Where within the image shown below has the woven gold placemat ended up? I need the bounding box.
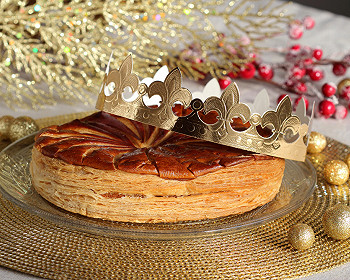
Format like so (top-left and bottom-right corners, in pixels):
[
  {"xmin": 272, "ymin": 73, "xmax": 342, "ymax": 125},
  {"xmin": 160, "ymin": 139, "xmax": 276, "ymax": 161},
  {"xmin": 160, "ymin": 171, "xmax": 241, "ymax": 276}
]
[{"xmin": 0, "ymin": 112, "xmax": 349, "ymax": 279}]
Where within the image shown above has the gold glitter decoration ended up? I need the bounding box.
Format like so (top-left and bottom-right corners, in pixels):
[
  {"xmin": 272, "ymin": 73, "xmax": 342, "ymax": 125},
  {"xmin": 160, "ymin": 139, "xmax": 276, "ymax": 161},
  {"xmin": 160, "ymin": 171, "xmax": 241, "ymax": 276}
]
[
  {"xmin": 0, "ymin": 0, "xmax": 293, "ymax": 109},
  {"xmin": 323, "ymin": 204, "xmax": 350, "ymax": 240},
  {"xmin": 288, "ymin": 223, "xmax": 315, "ymax": 250},
  {"xmin": 307, "ymin": 131, "xmax": 327, "ymax": 154},
  {"xmin": 8, "ymin": 116, "xmax": 39, "ymax": 142},
  {"xmin": 324, "ymin": 160, "xmax": 350, "ymax": 185},
  {"xmin": 0, "ymin": 116, "xmax": 14, "ymax": 141},
  {"xmin": 346, "ymin": 154, "xmax": 350, "ymax": 168},
  {"xmin": 337, "ymin": 78, "xmax": 350, "ymax": 93}
]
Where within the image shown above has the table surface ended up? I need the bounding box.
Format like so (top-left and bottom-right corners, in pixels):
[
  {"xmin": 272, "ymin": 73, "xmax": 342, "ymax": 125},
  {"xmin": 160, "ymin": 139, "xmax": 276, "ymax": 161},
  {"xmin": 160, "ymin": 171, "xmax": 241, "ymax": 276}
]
[{"xmin": 1, "ymin": 1, "xmax": 350, "ymax": 279}]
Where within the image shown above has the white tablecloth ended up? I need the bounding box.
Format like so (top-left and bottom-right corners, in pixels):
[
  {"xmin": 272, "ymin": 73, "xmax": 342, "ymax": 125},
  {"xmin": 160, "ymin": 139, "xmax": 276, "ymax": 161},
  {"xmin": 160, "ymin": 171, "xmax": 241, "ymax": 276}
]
[{"xmin": 0, "ymin": 1, "xmax": 349, "ymax": 279}]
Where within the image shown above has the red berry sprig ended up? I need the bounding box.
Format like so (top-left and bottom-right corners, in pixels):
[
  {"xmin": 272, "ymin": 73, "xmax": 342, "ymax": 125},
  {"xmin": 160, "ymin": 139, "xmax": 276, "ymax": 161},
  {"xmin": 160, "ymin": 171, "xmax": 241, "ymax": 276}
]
[
  {"xmin": 177, "ymin": 15, "xmax": 349, "ymax": 119},
  {"xmin": 319, "ymin": 100, "xmax": 336, "ymax": 119},
  {"xmin": 340, "ymin": 85, "xmax": 350, "ymax": 100},
  {"xmin": 258, "ymin": 64, "xmax": 274, "ymax": 80},
  {"xmin": 316, "ymin": 80, "xmax": 350, "ymax": 119},
  {"xmin": 333, "ymin": 63, "xmax": 347, "ymax": 76},
  {"xmin": 218, "ymin": 77, "xmax": 232, "ymax": 89},
  {"xmin": 240, "ymin": 63, "xmax": 256, "ymax": 79},
  {"xmin": 257, "ymin": 14, "xmax": 350, "ymax": 119},
  {"xmin": 334, "ymin": 105, "xmax": 348, "ymax": 119},
  {"xmin": 322, "ymin": 83, "xmax": 337, "ymax": 97}
]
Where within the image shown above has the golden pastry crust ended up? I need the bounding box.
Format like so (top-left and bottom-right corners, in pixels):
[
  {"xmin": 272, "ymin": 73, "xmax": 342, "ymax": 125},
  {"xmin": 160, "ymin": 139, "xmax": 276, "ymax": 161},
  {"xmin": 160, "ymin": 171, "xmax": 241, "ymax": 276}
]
[
  {"xmin": 30, "ymin": 112, "xmax": 285, "ymax": 223},
  {"xmin": 30, "ymin": 149, "xmax": 284, "ymax": 223}
]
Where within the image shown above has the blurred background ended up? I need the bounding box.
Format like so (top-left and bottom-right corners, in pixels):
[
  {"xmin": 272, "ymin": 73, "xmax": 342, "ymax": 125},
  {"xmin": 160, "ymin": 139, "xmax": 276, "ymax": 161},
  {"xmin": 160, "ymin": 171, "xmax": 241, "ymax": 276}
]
[{"xmin": 287, "ymin": 0, "xmax": 350, "ymax": 17}]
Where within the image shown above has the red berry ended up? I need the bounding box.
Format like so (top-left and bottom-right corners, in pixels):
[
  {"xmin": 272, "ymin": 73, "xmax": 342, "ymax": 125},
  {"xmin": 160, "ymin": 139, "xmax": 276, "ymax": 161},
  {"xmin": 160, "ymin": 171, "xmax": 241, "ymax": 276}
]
[
  {"xmin": 309, "ymin": 69, "xmax": 324, "ymax": 81},
  {"xmin": 284, "ymin": 79, "xmax": 295, "ymax": 88},
  {"xmin": 227, "ymin": 71, "xmax": 238, "ymax": 79},
  {"xmin": 218, "ymin": 77, "xmax": 232, "ymax": 89},
  {"xmin": 321, "ymin": 82, "xmax": 337, "ymax": 97},
  {"xmin": 313, "ymin": 49, "xmax": 323, "ymax": 60},
  {"xmin": 249, "ymin": 53, "xmax": 257, "ymax": 59},
  {"xmin": 258, "ymin": 64, "xmax": 274, "ymax": 80},
  {"xmin": 303, "ymin": 16, "xmax": 315, "ymax": 30},
  {"xmin": 289, "ymin": 24, "xmax": 304, "ymax": 40},
  {"xmin": 277, "ymin": 94, "xmax": 288, "ymax": 104},
  {"xmin": 248, "ymin": 53, "xmax": 260, "ymax": 65},
  {"xmin": 300, "ymin": 46, "xmax": 312, "ymax": 56},
  {"xmin": 193, "ymin": 57, "xmax": 203, "ymax": 64},
  {"xmin": 333, "ymin": 63, "xmax": 347, "ymax": 76},
  {"xmin": 239, "ymin": 63, "xmax": 256, "ymax": 79},
  {"xmin": 303, "ymin": 58, "xmax": 314, "ymax": 68},
  {"xmin": 319, "ymin": 100, "xmax": 336, "ymax": 118},
  {"xmin": 291, "ymin": 66, "xmax": 306, "ymax": 79},
  {"xmin": 294, "ymin": 96, "xmax": 309, "ymax": 110},
  {"xmin": 295, "ymin": 82, "xmax": 307, "ymax": 94},
  {"xmin": 340, "ymin": 85, "xmax": 350, "ymax": 101},
  {"xmin": 334, "ymin": 105, "xmax": 348, "ymax": 119},
  {"xmin": 290, "ymin": 44, "xmax": 301, "ymax": 51}
]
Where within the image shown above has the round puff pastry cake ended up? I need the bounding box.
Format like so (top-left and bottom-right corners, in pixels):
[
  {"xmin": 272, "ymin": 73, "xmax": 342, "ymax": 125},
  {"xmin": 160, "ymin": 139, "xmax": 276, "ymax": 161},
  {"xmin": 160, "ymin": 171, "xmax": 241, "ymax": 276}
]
[{"xmin": 30, "ymin": 111, "xmax": 285, "ymax": 223}]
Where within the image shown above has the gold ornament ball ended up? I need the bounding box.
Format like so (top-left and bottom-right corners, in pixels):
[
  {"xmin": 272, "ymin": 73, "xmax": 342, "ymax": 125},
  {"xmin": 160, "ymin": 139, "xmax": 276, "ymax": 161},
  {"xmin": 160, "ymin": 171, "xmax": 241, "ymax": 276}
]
[
  {"xmin": 307, "ymin": 131, "xmax": 327, "ymax": 154},
  {"xmin": 346, "ymin": 154, "xmax": 350, "ymax": 169},
  {"xmin": 323, "ymin": 204, "xmax": 350, "ymax": 240},
  {"xmin": 8, "ymin": 116, "xmax": 39, "ymax": 142},
  {"xmin": 338, "ymin": 78, "xmax": 350, "ymax": 93},
  {"xmin": 0, "ymin": 115, "xmax": 15, "ymax": 141},
  {"xmin": 324, "ymin": 160, "xmax": 349, "ymax": 185},
  {"xmin": 288, "ymin": 223, "xmax": 315, "ymax": 250}
]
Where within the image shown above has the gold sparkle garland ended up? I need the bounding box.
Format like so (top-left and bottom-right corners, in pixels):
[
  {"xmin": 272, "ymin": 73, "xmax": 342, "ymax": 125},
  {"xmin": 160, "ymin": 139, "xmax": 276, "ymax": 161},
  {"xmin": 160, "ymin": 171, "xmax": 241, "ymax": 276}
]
[{"xmin": 0, "ymin": 0, "xmax": 292, "ymax": 109}]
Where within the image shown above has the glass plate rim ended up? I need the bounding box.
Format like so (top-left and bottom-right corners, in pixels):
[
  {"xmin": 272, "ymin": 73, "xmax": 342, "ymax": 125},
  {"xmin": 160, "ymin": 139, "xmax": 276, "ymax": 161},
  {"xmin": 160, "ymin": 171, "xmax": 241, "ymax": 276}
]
[{"xmin": 0, "ymin": 133, "xmax": 317, "ymax": 240}]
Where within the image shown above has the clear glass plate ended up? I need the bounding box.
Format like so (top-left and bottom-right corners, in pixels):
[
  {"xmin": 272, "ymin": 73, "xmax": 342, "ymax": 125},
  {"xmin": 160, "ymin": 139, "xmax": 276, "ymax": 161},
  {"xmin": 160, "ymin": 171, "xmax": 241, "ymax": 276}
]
[{"xmin": 0, "ymin": 133, "xmax": 317, "ymax": 240}]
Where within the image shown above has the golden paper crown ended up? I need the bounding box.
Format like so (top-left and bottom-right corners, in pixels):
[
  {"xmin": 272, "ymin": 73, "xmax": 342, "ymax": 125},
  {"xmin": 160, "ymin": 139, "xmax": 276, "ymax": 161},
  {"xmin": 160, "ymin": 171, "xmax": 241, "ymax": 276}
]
[{"xmin": 96, "ymin": 55, "xmax": 313, "ymax": 161}]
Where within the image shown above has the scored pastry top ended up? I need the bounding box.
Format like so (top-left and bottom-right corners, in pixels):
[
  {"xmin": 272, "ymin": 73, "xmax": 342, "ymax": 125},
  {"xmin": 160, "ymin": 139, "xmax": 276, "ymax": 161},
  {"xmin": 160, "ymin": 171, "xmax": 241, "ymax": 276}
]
[{"xmin": 34, "ymin": 111, "xmax": 272, "ymax": 180}]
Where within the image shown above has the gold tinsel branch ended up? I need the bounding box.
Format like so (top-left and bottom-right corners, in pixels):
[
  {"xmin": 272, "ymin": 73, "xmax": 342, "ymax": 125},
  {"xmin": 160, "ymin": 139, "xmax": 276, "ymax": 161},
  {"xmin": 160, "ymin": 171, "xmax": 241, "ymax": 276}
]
[{"xmin": 0, "ymin": 0, "xmax": 293, "ymax": 109}]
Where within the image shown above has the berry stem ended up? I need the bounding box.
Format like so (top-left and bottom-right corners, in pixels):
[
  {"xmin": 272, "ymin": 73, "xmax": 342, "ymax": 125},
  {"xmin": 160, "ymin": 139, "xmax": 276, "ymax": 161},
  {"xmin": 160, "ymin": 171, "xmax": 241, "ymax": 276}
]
[
  {"xmin": 314, "ymin": 59, "xmax": 345, "ymax": 65},
  {"xmin": 252, "ymin": 77, "xmax": 315, "ymax": 97}
]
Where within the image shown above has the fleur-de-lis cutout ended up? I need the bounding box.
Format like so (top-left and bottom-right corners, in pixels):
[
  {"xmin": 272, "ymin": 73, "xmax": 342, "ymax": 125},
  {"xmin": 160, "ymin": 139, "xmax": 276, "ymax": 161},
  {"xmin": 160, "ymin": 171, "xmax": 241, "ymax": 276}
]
[
  {"xmin": 224, "ymin": 83, "xmax": 251, "ymax": 131},
  {"xmin": 143, "ymin": 68, "xmax": 192, "ymax": 109},
  {"xmin": 261, "ymin": 95, "xmax": 292, "ymax": 136},
  {"xmin": 137, "ymin": 68, "xmax": 192, "ymax": 128},
  {"xmin": 221, "ymin": 82, "xmax": 240, "ymax": 108},
  {"xmin": 101, "ymin": 55, "xmax": 139, "ymax": 105},
  {"xmin": 203, "ymin": 96, "xmax": 225, "ymax": 131},
  {"xmin": 140, "ymin": 65, "xmax": 169, "ymax": 106}
]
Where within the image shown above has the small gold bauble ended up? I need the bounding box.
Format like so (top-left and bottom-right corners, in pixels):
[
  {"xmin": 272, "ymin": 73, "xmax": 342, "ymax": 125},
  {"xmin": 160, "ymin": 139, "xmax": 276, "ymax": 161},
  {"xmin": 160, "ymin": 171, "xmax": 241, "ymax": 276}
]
[
  {"xmin": 323, "ymin": 204, "xmax": 350, "ymax": 240},
  {"xmin": 346, "ymin": 154, "xmax": 350, "ymax": 169},
  {"xmin": 0, "ymin": 115, "xmax": 15, "ymax": 141},
  {"xmin": 8, "ymin": 116, "xmax": 39, "ymax": 142},
  {"xmin": 324, "ymin": 160, "xmax": 350, "ymax": 185},
  {"xmin": 307, "ymin": 131, "xmax": 327, "ymax": 154},
  {"xmin": 288, "ymin": 223, "xmax": 315, "ymax": 250},
  {"xmin": 338, "ymin": 78, "xmax": 350, "ymax": 93}
]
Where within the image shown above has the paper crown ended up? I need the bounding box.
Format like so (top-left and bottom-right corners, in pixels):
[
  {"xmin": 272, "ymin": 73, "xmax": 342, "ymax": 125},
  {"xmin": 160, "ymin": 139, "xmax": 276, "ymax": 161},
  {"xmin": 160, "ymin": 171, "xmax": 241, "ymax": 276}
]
[{"xmin": 96, "ymin": 54, "xmax": 313, "ymax": 161}]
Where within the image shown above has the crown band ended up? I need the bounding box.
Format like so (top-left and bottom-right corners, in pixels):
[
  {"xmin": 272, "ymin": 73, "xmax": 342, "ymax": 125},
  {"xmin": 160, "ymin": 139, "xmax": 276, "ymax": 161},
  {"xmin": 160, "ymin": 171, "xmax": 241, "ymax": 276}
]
[{"xmin": 96, "ymin": 54, "xmax": 312, "ymax": 161}]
